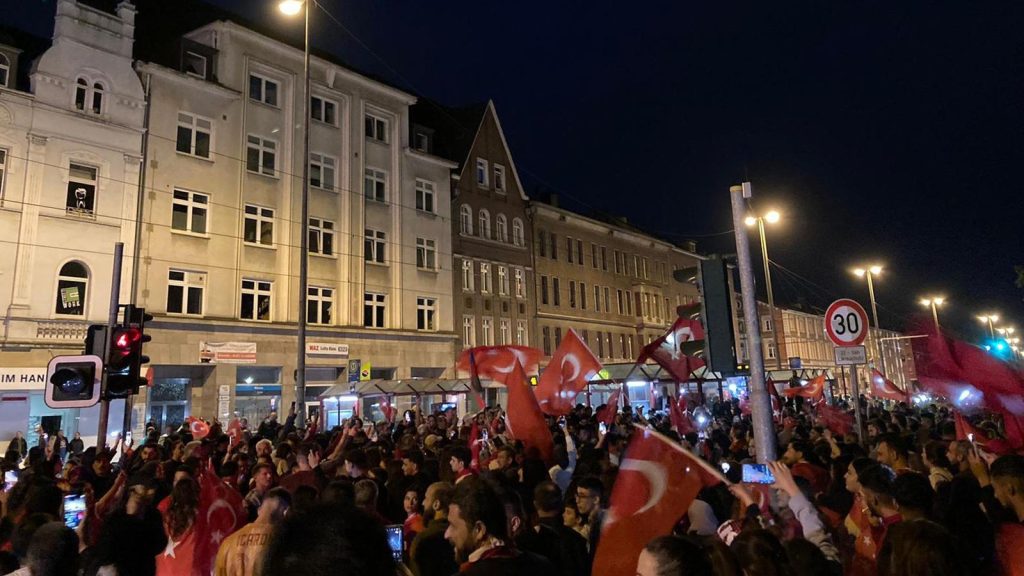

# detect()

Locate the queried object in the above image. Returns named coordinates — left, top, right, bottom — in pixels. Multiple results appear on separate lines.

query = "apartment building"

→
left=0, top=0, right=144, bottom=445
left=131, top=6, right=457, bottom=428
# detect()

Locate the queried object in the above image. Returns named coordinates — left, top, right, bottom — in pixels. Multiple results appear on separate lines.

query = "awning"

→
left=586, top=362, right=730, bottom=386
left=317, top=378, right=476, bottom=398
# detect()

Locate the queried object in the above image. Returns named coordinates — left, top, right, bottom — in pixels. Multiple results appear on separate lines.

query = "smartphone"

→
left=385, top=524, right=403, bottom=561
left=63, top=493, right=87, bottom=529
left=967, top=433, right=975, bottom=443
left=4, top=469, right=18, bottom=492
left=720, top=462, right=731, bottom=474
left=741, top=463, right=775, bottom=484
left=481, top=429, right=489, bottom=441
left=125, top=431, right=132, bottom=444
left=599, top=422, right=608, bottom=434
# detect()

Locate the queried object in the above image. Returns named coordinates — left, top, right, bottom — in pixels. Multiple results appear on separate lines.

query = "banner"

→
left=199, top=342, right=257, bottom=365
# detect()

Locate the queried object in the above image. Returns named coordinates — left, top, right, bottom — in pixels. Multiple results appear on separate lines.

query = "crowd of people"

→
left=0, top=391, right=1022, bottom=576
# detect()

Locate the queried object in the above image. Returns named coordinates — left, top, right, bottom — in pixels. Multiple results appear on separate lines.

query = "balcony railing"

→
left=35, top=320, right=89, bottom=342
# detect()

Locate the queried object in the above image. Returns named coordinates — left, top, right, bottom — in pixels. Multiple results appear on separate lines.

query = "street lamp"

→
left=280, top=0, right=311, bottom=423
left=977, top=313, right=999, bottom=338
left=745, top=209, right=782, bottom=369
left=852, top=265, right=885, bottom=375
left=919, top=296, right=945, bottom=332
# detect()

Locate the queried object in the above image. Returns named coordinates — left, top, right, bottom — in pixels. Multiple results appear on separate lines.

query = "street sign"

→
left=824, top=298, right=869, bottom=347
left=788, top=357, right=802, bottom=370
left=347, top=359, right=361, bottom=383
left=834, top=345, right=867, bottom=365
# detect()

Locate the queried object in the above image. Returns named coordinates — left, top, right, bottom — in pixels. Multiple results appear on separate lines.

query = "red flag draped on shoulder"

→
left=637, top=316, right=705, bottom=382
left=593, top=427, right=724, bottom=576
left=159, top=466, right=245, bottom=575
left=782, top=374, right=825, bottom=400
left=868, top=369, right=908, bottom=402
left=504, top=361, right=554, bottom=463
left=456, top=346, right=543, bottom=383
left=536, top=329, right=603, bottom=416
left=596, top=389, right=623, bottom=427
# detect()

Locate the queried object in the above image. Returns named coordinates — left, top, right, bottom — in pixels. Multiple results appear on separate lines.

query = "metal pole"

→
left=295, top=0, right=311, bottom=424
left=130, top=75, right=151, bottom=301
left=757, top=218, right=781, bottom=369
left=97, top=242, right=124, bottom=447
left=731, top=184, right=776, bottom=463
left=850, top=365, right=865, bottom=445
left=866, top=272, right=886, bottom=376
left=930, top=302, right=940, bottom=332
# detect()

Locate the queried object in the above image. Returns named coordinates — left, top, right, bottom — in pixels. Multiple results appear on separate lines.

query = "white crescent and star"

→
left=618, top=458, right=667, bottom=516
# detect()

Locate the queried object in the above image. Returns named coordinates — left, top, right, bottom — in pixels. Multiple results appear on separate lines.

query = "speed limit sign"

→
left=824, top=299, right=869, bottom=347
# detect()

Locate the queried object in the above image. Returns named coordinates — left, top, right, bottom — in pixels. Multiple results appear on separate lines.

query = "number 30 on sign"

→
left=824, top=298, right=869, bottom=347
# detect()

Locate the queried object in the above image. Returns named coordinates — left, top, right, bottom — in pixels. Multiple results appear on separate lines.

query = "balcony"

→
left=35, top=320, right=89, bottom=342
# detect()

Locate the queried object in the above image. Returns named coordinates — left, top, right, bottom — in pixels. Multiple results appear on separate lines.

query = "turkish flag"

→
left=380, top=395, right=395, bottom=423
left=536, top=329, right=603, bottom=416
left=596, top=389, right=623, bottom=427
left=815, top=401, right=854, bottom=437
left=187, top=417, right=210, bottom=440
left=468, top=420, right=483, bottom=471
left=782, top=374, right=825, bottom=400
left=193, top=468, right=246, bottom=575
left=638, top=317, right=705, bottom=382
left=593, top=427, right=724, bottom=576
left=456, top=346, right=543, bottom=383
left=226, top=418, right=243, bottom=449
left=668, top=396, right=695, bottom=435
left=954, top=412, right=1015, bottom=454
left=868, top=369, right=907, bottom=402
left=504, top=362, right=554, bottom=463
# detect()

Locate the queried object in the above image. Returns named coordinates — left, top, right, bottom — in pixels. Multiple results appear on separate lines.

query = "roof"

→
left=409, top=97, right=487, bottom=166
left=319, top=378, right=476, bottom=398
left=0, top=26, right=50, bottom=92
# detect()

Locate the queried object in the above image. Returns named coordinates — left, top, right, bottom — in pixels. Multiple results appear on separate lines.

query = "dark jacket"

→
left=87, top=508, right=167, bottom=576
left=409, top=516, right=457, bottom=576
left=460, top=548, right=558, bottom=576
left=518, top=516, right=589, bottom=576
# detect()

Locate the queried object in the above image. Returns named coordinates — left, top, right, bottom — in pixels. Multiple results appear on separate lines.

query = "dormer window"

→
left=74, top=77, right=105, bottom=114
left=0, top=54, right=9, bottom=88
left=183, top=51, right=207, bottom=79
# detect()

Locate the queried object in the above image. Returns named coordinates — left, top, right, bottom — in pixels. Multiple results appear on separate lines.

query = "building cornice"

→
left=135, top=61, right=242, bottom=99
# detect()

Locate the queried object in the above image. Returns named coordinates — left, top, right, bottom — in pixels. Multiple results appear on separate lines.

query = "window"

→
left=516, top=320, right=528, bottom=346
left=617, top=290, right=625, bottom=315
left=0, top=148, right=7, bottom=202
left=364, top=112, right=389, bottom=143
left=74, top=78, right=105, bottom=114
left=246, top=135, right=276, bottom=176
left=364, top=229, right=386, bottom=264
left=627, top=335, right=635, bottom=359
left=310, top=96, right=337, bottom=125
left=555, top=327, right=563, bottom=348
left=566, top=237, right=574, bottom=263
left=576, top=240, right=583, bottom=265
left=551, top=233, right=558, bottom=259
left=364, top=167, right=387, bottom=202
left=496, top=214, right=508, bottom=242
left=538, top=230, right=547, bottom=257
left=66, top=162, right=98, bottom=216
left=762, top=317, right=773, bottom=333
left=415, top=180, right=435, bottom=213
left=249, top=73, right=279, bottom=106
left=459, top=204, right=473, bottom=235
left=363, top=292, right=386, bottom=328
left=642, top=257, right=649, bottom=279
left=499, top=318, right=511, bottom=345
left=481, top=317, right=494, bottom=345
left=568, top=280, right=576, bottom=308
left=540, top=276, right=549, bottom=305
left=244, top=205, right=274, bottom=246
left=416, top=238, right=437, bottom=270
left=413, top=130, right=431, bottom=152
left=597, top=331, right=605, bottom=358
left=552, top=278, right=561, bottom=306
left=176, top=112, right=212, bottom=158
left=604, top=287, right=611, bottom=312
left=626, top=291, right=633, bottom=316
left=620, top=335, right=628, bottom=359
left=497, top=266, right=509, bottom=296
left=55, top=261, right=88, bottom=316
left=167, top=269, right=205, bottom=316
left=307, top=286, right=333, bottom=325
left=591, top=243, right=599, bottom=268
left=601, top=246, right=608, bottom=270
left=766, top=342, right=777, bottom=360
left=594, top=285, right=601, bottom=312
left=543, top=327, right=552, bottom=355
left=461, top=260, right=475, bottom=292
left=580, top=282, right=587, bottom=310
left=171, top=189, right=208, bottom=234
left=240, top=279, right=272, bottom=321
left=633, top=255, right=641, bottom=277
left=476, top=158, right=489, bottom=187
left=183, top=51, right=207, bottom=79
left=512, top=218, right=525, bottom=247
left=463, top=315, right=476, bottom=347
left=493, top=164, right=506, bottom=192
left=514, top=269, right=526, bottom=298
left=0, top=54, right=8, bottom=87
left=309, top=218, right=335, bottom=256
left=478, top=209, right=491, bottom=239
left=309, top=153, right=336, bottom=190
left=417, top=297, right=437, bottom=331
left=479, top=263, right=491, bottom=294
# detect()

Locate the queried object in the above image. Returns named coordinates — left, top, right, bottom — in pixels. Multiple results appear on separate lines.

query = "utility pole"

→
left=730, top=183, right=776, bottom=463
left=97, top=242, right=124, bottom=446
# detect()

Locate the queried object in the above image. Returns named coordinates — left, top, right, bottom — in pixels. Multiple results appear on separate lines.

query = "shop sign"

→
left=0, top=367, right=48, bottom=389
left=199, top=341, right=257, bottom=364
left=306, top=342, right=349, bottom=357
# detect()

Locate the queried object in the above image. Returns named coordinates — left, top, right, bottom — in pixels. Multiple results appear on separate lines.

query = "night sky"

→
left=6, top=0, right=1023, bottom=342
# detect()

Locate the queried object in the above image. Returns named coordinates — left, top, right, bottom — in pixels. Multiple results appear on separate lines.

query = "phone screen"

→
left=599, top=422, right=608, bottom=434
left=4, top=470, right=18, bottom=492
left=741, top=463, right=775, bottom=484
left=385, top=524, right=403, bottom=561
left=63, top=493, right=87, bottom=529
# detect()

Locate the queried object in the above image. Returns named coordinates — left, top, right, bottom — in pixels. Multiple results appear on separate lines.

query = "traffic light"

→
left=106, top=305, right=152, bottom=398
left=672, top=257, right=741, bottom=376
left=45, top=354, right=102, bottom=408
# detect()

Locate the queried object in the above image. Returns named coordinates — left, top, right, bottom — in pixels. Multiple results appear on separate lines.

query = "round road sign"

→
left=824, top=298, right=869, bottom=347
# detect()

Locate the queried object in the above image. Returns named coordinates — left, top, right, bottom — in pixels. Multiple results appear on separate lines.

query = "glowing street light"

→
left=279, top=0, right=303, bottom=15
left=852, top=264, right=885, bottom=373
left=977, top=313, right=999, bottom=338
left=919, top=296, right=945, bottom=332
left=746, top=209, right=783, bottom=369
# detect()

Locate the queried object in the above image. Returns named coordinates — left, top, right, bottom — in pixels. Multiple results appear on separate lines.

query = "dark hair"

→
left=533, top=481, right=563, bottom=514
left=877, top=433, right=909, bottom=461
left=25, top=522, right=79, bottom=576
left=354, top=479, right=378, bottom=508
left=166, top=477, right=200, bottom=539
left=892, top=473, right=934, bottom=517
left=266, top=486, right=292, bottom=509
left=251, top=462, right=274, bottom=477
left=731, top=529, right=793, bottom=576
left=429, top=482, right=454, bottom=512
left=990, top=454, right=1024, bottom=482
left=450, top=445, right=472, bottom=468
left=643, top=535, right=714, bottom=576
left=576, top=476, right=604, bottom=497
left=924, top=441, right=951, bottom=470
left=11, top=513, right=55, bottom=560
left=450, top=477, right=508, bottom=540
left=262, top=504, right=394, bottom=576
left=344, top=449, right=368, bottom=471
left=321, top=480, right=355, bottom=507
left=291, top=484, right=319, bottom=514
left=878, top=519, right=963, bottom=576
left=403, top=449, right=425, bottom=470
left=783, top=538, right=832, bottom=576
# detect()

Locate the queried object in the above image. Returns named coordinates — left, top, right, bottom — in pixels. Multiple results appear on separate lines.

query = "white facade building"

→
left=0, top=0, right=144, bottom=447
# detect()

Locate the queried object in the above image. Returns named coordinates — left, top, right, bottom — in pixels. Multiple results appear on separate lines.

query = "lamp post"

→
left=977, top=313, right=999, bottom=338
left=919, top=296, right=945, bottom=333
left=280, top=0, right=310, bottom=422
left=852, top=265, right=885, bottom=375
left=745, top=209, right=781, bottom=370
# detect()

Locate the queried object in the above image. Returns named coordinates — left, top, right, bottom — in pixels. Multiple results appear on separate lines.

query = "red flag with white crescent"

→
left=782, top=374, right=825, bottom=400
left=504, top=361, right=554, bottom=463
left=668, top=395, right=695, bottom=435
left=637, top=316, right=705, bottom=383
left=868, top=369, right=908, bottom=402
left=226, top=418, right=242, bottom=449
left=193, top=469, right=246, bottom=575
left=593, top=427, right=723, bottom=576
left=187, top=416, right=210, bottom=440
left=456, top=346, right=543, bottom=383
left=596, top=389, right=623, bottom=427
left=536, top=329, right=603, bottom=416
